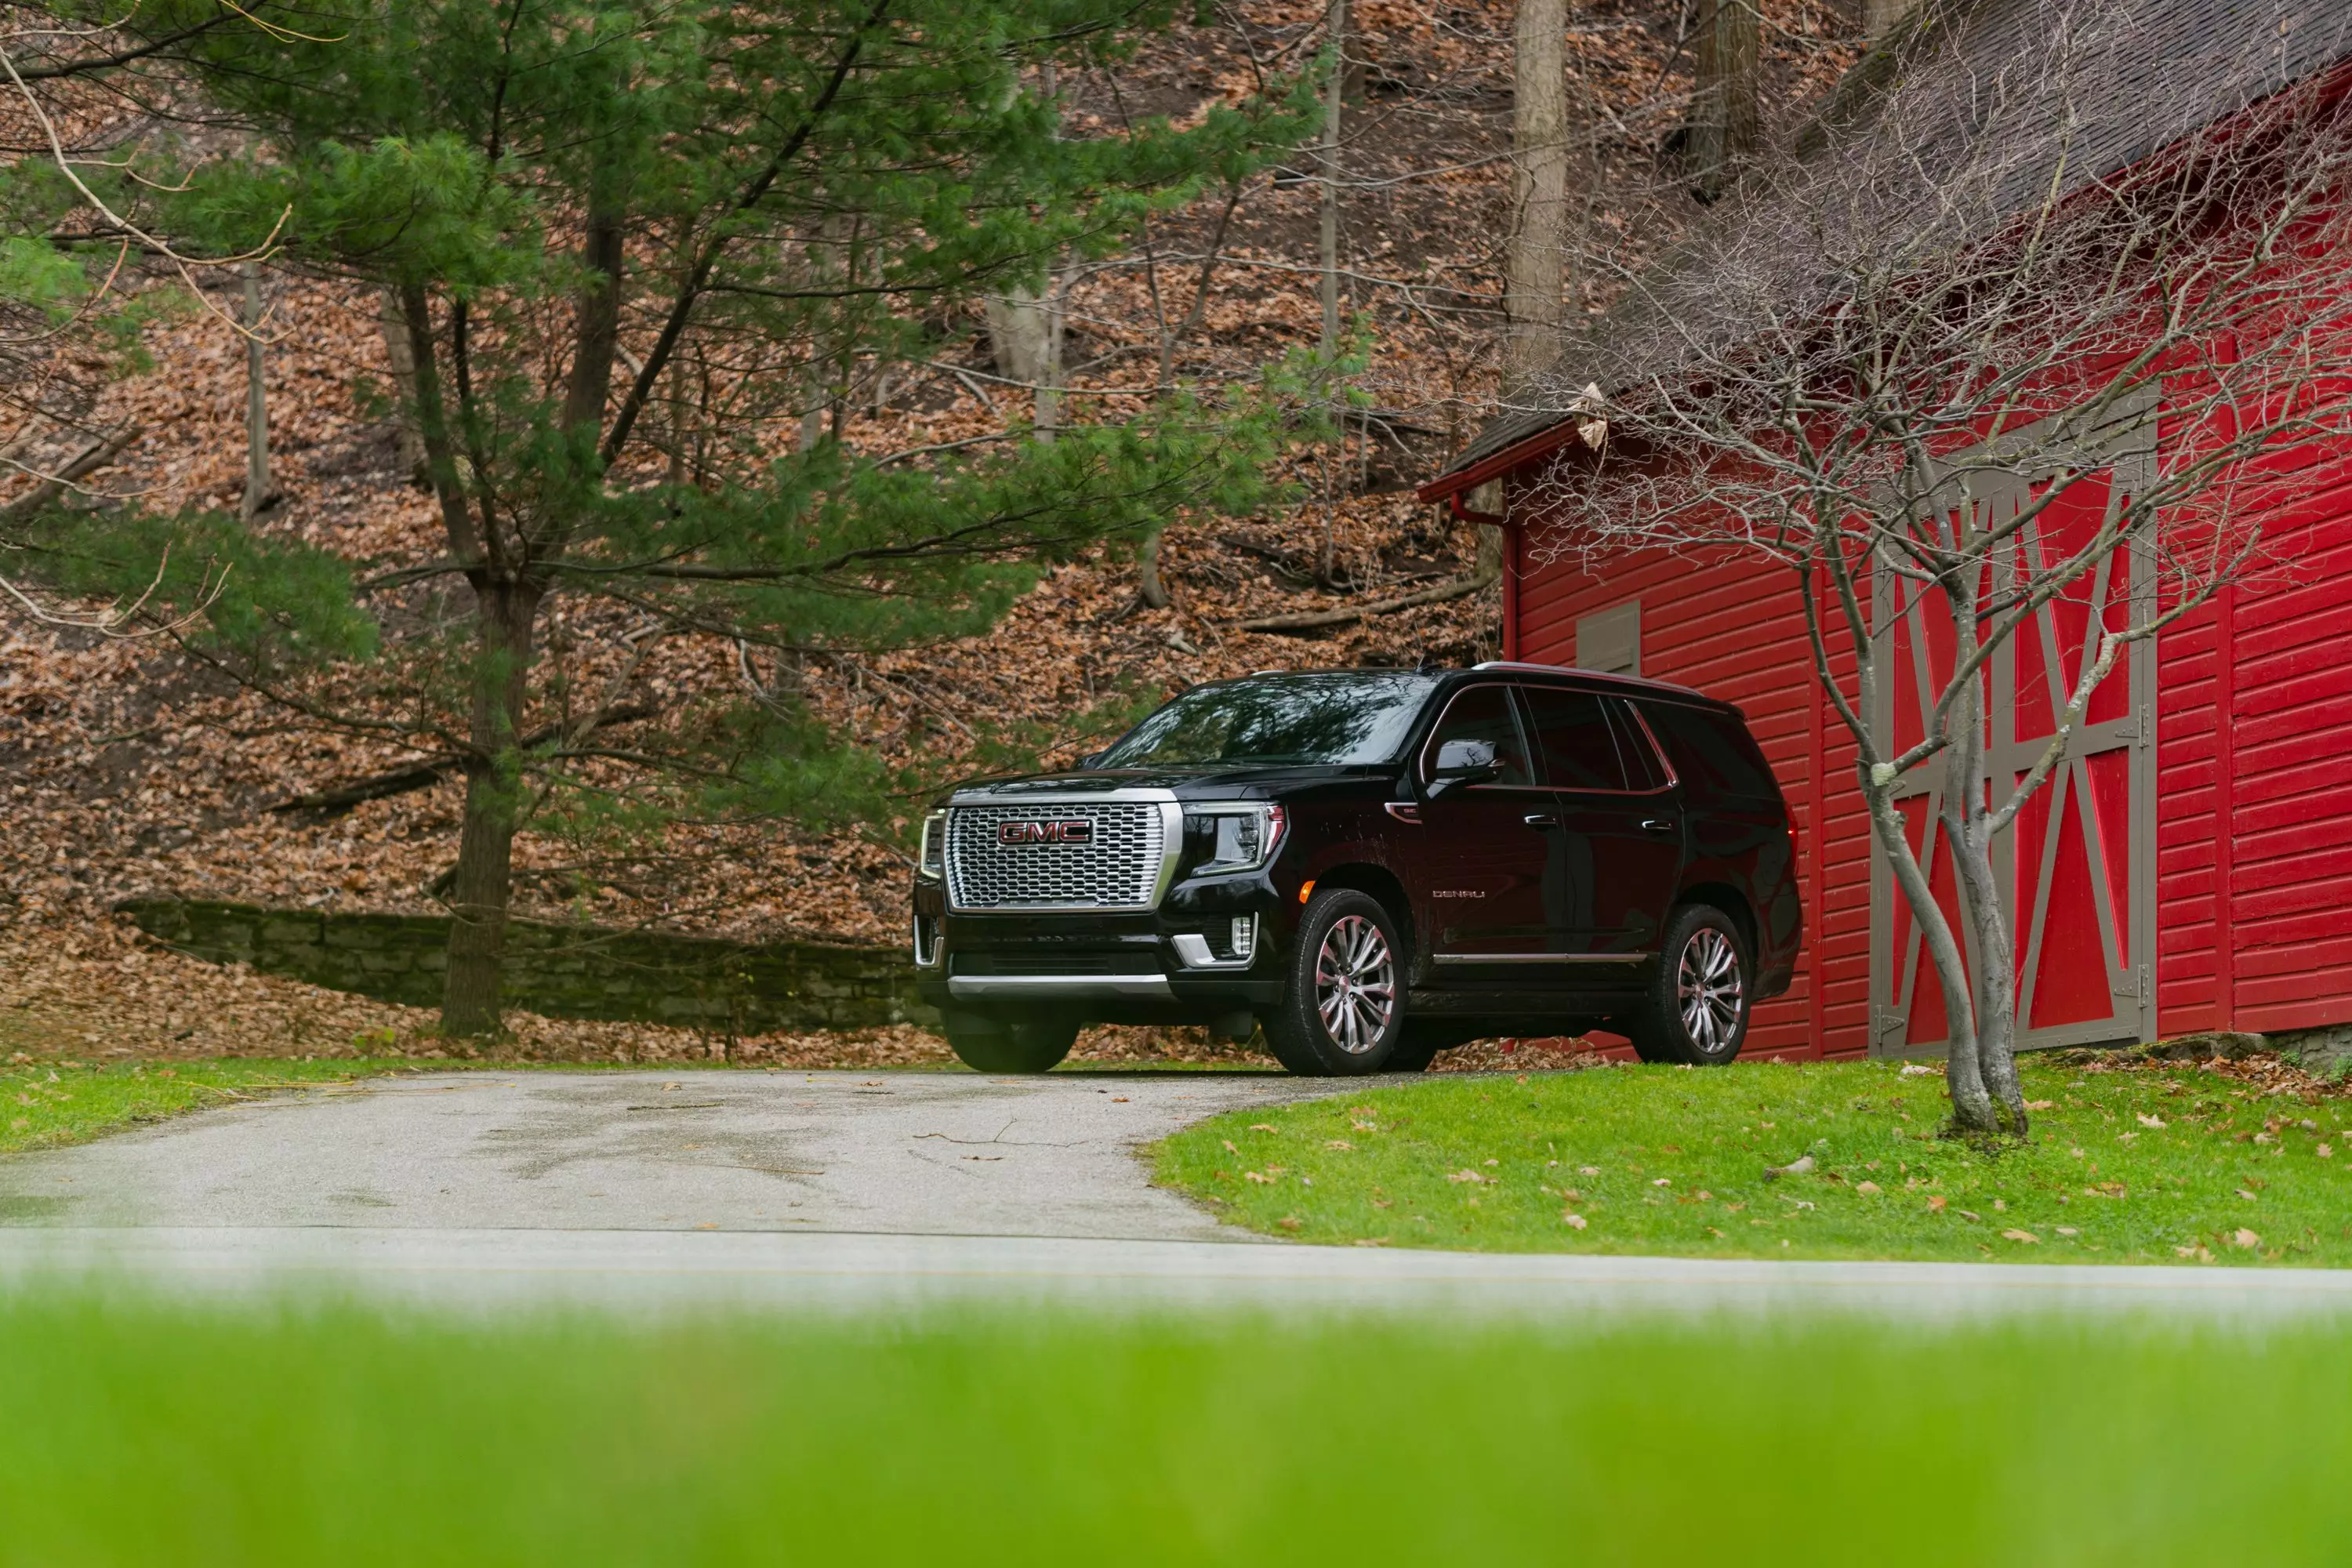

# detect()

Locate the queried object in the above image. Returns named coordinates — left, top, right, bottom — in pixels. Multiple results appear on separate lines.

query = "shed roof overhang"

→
left=1414, top=419, right=1588, bottom=510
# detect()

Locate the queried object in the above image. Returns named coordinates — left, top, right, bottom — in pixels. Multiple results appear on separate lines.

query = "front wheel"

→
left=1624, top=906, right=1751, bottom=1066
left=1261, top=888, right=1412, bottom=1076
left=943, top=1011, right=1080, bottom=1073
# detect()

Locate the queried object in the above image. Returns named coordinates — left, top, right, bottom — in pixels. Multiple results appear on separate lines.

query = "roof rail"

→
left=1472, top=661, right=1711, bottom=700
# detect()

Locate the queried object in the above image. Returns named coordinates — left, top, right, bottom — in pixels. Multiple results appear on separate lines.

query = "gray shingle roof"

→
left=1433, top=0, right=2352, bottom=486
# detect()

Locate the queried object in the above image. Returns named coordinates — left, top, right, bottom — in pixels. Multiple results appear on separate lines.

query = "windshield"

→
left=1093, top=673, right=1441, bottom=769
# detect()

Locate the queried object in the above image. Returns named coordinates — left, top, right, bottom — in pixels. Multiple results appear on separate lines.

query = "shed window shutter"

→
left=1576, top=601, right=1639, bottom=676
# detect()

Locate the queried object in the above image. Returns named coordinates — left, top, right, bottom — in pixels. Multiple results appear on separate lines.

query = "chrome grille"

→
left=945, top=802, right=1167, bottom=911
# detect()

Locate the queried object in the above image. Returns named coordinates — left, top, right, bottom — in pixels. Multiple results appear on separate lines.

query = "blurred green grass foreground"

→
left=2, top=1301, right=2348, bottom=1565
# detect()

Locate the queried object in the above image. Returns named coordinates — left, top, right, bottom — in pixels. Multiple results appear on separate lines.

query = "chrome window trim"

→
left=941, top=787, right=1185, bottom=914
left=1621, top=702, right=1682, bottom=790
left=1416, top=683, right=1538, bottom=792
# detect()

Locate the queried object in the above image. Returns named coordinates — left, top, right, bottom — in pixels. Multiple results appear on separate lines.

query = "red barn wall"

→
left=2151, top=452, right=2352, bottom=1040
left=1502, top=442, right=2352, bottom=1053
left=1506, top=493, right=1875, bottom=1058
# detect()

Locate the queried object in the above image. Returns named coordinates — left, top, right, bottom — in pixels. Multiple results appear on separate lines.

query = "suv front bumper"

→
left=910, top=877, right=1293, bottom=1019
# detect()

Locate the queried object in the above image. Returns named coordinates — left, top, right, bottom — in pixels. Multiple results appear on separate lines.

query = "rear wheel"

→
left=943, top=1011, right=1080, bottom=1074
left=1261, top=888, right=1411, bottom=1076
left=1624, top=905, right=1751, bottom=1065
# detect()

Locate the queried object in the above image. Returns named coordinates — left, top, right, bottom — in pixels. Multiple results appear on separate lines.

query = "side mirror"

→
left=1426, top=738, right=1499, bottom=797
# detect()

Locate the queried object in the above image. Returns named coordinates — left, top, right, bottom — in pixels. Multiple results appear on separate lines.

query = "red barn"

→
left=1421, top=0, right=2352, bottom=1063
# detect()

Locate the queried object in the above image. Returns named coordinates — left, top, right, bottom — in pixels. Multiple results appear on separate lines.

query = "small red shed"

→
left=1423, top=0, right=2352, bottom=1062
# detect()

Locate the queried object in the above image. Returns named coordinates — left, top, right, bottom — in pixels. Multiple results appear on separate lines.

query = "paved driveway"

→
left=0, top=1069, right=1323, bottom=1240
left=7, top=1068, right=2351, bottom=1318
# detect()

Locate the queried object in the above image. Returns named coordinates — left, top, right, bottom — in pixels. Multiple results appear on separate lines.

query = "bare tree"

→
left=239, top=261, right=273, bottom=519
left=1685, top=0, right=1759, bottom=203
left=1531, top=0, right=2352, bottom=1134
left=1506, top=0, right=1570, bottom=390
left=1859, top=0, right=1915, bottom=37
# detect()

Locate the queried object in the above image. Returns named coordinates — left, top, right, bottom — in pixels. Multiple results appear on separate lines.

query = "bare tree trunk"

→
left=983, top=294, right=1054, bottom=391
left=378, top=291, right=428, bottom=484
left=666, top=355, right=691, bottom=486
left=1138, top=528, right=1171, bottom=608
left=1861, top=0, right=1913, bottom=35
left=440, top=579, right=543, bottom=1037
left=240, top=263, right=271, bottom=519
left=1864, top=769, right=1996, bottom=1131
left=802, top=211, right=855, bottom=452
left=1687, top=0, right=1759, bottom=203
left=1036, top=265, right=1067, bottom=437
left=1319, top=0, right=1345, bottom=361
left=1504, top=0, right=1567, bottom=397
left=1930, top=565, right=2029, bottom=1138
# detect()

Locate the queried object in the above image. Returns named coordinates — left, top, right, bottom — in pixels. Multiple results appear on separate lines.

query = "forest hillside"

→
left=0, top=0, right=1863, bottom=1060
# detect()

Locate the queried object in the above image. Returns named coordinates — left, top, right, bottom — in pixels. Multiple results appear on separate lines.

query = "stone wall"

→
left=119, top=898, right=936, bottom=1034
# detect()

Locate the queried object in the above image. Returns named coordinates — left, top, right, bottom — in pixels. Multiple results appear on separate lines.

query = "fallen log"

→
left=1232, top=565, right=1497, bottom=635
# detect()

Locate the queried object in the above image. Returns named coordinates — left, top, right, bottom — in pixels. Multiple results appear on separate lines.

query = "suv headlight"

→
left=1185, top=804, right=1285, bottom=874
left=917, top=811, right=946, bottom=880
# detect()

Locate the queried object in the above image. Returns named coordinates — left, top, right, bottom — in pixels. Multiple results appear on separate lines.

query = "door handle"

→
left=1639, top=818, right=1675, bottom=833
left=1523, top=813, right=1560, bottom=828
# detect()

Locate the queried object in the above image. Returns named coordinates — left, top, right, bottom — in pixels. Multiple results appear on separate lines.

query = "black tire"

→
left=1261, top=888, right=1411, bottom=1076
left=1624, top=904, right=1751, bottom=1065
left=944, top=1011, right=1080, bottom=1073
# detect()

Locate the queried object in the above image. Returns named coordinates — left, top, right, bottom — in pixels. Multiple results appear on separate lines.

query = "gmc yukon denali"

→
left=909, top=663, right=1800, bottom=1076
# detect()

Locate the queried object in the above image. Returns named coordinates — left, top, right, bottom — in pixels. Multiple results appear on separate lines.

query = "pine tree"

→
left=30, top=0, right=1321, bottom=1035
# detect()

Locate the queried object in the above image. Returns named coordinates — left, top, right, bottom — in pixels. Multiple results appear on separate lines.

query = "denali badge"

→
left=998, top=819, right=1094, bottom=845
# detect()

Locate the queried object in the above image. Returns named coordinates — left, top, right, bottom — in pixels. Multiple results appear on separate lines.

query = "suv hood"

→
left=942, top=764, right=1391, bottom=804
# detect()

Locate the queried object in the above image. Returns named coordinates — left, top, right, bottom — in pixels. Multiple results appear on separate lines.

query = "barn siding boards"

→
left=1509, top=528, right=1860, bottom=1057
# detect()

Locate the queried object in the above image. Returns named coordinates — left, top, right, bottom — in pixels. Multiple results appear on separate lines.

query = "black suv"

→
left=909, top=663, right=1799, bottom=1076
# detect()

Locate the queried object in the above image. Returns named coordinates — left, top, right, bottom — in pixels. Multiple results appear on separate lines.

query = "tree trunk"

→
left=440, top=579, right=543, bottom=1037
left=803, top=211, right=855, bottom=452
left=1138, top=529, right=1171, bottom=608
left=1687, top=0, right=1759, bottom=204
left=1860, top=0, right=1912, bottom=35
left=1319, top=0, right=1345, bottom=361
left=378, top=291, right=428, bottom=484
left=984, top=292, right=1054, bottom=387
left=240, top=262, right=271, bottom=518
left=1504, top=0, right=1568, bottom=397
left=1864, top=772, right=1997, bottom=1132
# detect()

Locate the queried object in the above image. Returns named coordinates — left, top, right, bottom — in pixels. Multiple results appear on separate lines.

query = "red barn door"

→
left=1869, top=431, right=2158, bottom=1058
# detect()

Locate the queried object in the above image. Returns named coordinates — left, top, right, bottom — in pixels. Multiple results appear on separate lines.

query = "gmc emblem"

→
left=998, top=819, right=1092, bottom=845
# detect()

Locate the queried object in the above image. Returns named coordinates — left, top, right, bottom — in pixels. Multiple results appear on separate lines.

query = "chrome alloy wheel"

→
left=1315, top=914, right=1396, bottom=1054
left=1676, top=927, right=1744, bottom=1052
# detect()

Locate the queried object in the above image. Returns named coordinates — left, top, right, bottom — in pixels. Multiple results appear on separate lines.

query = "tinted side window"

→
left=1639, top=702, right=1780, bottom=801
left=1420, top=685, right=1534, bottom=786
left=1606, top=699, right=1668, bottom=791
left=1518, top=686, right=1628, bottom=791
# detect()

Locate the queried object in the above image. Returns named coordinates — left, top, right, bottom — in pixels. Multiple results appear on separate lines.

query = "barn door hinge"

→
left=1875, top=1007, right=1907, bottom=1039
left=2111, top=964, right=2150, bottom=1003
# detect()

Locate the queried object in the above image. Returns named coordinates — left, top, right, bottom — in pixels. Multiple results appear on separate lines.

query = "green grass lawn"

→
left=0, top=1302, right=2347, bottom=1564
left=1156, top=1058, right=2352, bottom=1265
left=0, top=1058, right=420, bottom=1156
